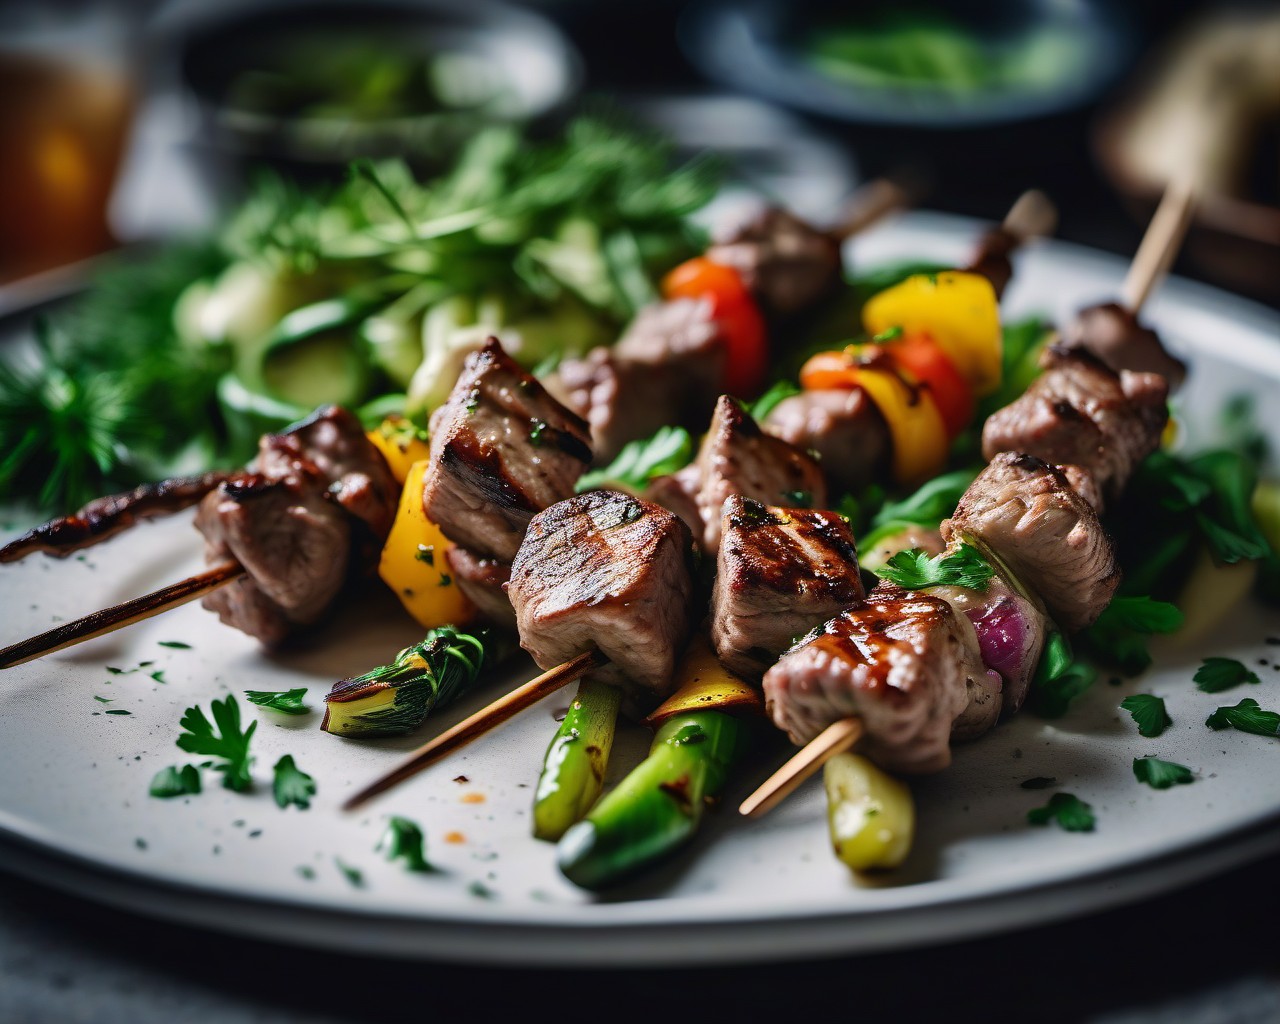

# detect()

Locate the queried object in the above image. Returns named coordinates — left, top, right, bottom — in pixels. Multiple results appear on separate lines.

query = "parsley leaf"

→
left=575, top=425, right=693, bottom=494
left=747, top=380, right=800, bottom=421
left=175, top=696, right=257, bottom=792
left=1133, top=756, right=1195, bottom=790
left=377, top=816, right=433, bottom=872
left=870, top=468, right=979, bottom=532
left=272, top=755, right=316, bottom=810
left=876, top=542, right=994, bottom=591
left=149, top=764, right=202, bottom=799
left=1027, top=793, right=1096, bottom=832
left=1078, top=596, right=1183, bottom=676
left=245, top=687, right=311, bottom=715
left=1193, top=657, right=1261, bottom=693
left=158, top=641, right=192, bottom=650
left=335, top=858, right=364, bottom=888
left=1120, top=694, right=1172, bottom=737
left=1206, top=698, right=1280, bottom=738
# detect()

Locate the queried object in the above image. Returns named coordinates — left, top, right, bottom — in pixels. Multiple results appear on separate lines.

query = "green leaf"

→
left=377, top=816, right=433, bottom=872
left=1193, top=657, right=1261, bottom=693
left=1206, top=698, right=1280, bottom=738
left=1027, top=793, right=1096, bottom=832
left=335, top=858, right=365, bottom=888
left=876, top=543, right=994, bottom=591
left=245, top=687, right=311, bottom=715
left=747, top=380, right=801, bottom=422
left=158, top=641, right=192, bottom=650
left=175, top=696, right=257, bottom=792
left=149, top=764, right=202, bottom=799
left=1132, top=757, right=1195, bottom=790
left=575, top=425, right=693, bottom=494
left=1120, top=694, right=1172, bottom=737
left=1079, top=596, right=1184, bottom=676
left=870, top=468, right=979, bottom=531
left=272, top=755, right=316, bottom=810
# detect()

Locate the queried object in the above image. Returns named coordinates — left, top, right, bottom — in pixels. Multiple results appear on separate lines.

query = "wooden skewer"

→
left=0, top=562, right=244, bottom=670
left=1001, top=189, right=1058, bottom=242
left=342, top=648, right=606, bottom=811
left=828, top=178, right=911, bottom=242
left=738, top=180, right=1197, bottom=819
left=738, top=718, right=863, bottom=818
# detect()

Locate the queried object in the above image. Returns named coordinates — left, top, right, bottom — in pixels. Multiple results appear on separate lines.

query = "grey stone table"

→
left=2, top=850, right=1277, bottom=1024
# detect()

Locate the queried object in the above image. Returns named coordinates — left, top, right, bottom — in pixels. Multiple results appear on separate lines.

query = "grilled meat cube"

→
left=423, top=338, right=592, bottom=562
left=195, top=471, right=350, bottom=647
left=763, top=389, right=890, bottom=495
left=255, top=405, right=399, bottom=540
left=942, top=452, right=1120, bottom=632
left=694, top=396, right=827, bottom=555
left=507, top=490, right=696, bottom=712
left=1061, top=302, right=1186, bottom=390
left=1060, top=463, right=1103, bottom=512
left=964, top=226, right=1017, bottom=299
left=706, top=205, right=841, bottom=314
left=763, top=586, right=994, bottom=774
left=981, top=351, right=1168, bottom=504
left=930, top=575, right=1050, bottom=718
left=711, top=496, right=865, bottom=681
left=645, top=463, right=703, bottom=537
left=444, top=547, right=516, bottom=632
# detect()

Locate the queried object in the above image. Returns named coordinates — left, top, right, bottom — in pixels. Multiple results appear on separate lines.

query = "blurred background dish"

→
left=679, top=0, right=1133, bottom=128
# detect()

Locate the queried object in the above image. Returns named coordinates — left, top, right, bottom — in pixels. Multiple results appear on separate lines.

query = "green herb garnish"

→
left=876, top=542, right=994, bottom=591
left=1193, top=657, right=1260, bottom=693
left=747, top=380, right=801, bottom=421
left=335, top=858, right=365, bottom=888
left=1078, top=596, right=1183, bottom=676
left=272, top=755, right=316, bottom=810
left=377, top=816, right=432, bottom=872
left=1133, top=757, right=1195, bottom=790
left=149, top=764, right=202, bottom=799
left=176, top=696, right=257, bottom=792
left=575, top=425, right=693, bottom=494
left=1120, top=694, right=1172, bottom=738
left=1027, top=793, right=1095, bottom=832
left=1206, top=698, right=1280, bottom=738
left=245, top=688, right=311, bottom=715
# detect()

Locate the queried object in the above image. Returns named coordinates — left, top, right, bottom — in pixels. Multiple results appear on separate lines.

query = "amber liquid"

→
left=0, top=51, right=135, bottom=282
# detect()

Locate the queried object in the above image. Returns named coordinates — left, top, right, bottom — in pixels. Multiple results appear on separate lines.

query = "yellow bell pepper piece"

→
left=378, top=459, right=475, bottom=629
left=366, top=415, right=431, bottom=485
left=863, top=271, right=1002, bottom=397
left=824, top=752, right=915, bottom=872
left=644, top=633, right=762, bottom=727
left=855, top=367, right=949, bottom=486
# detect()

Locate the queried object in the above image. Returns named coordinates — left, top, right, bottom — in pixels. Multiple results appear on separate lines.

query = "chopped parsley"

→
left=438, top=573, right=453, bottom=587
left=415, top=544, right=435, bottom=565
left=747, top=380, right=801, bottom=421
left=871, top=326, right=904, bottom=343
left=1206, top=698, right=1280, bottom=738
left=1119, top=694, right=1172, bottom=738
left=272, top=755, right=316, bottom=810
left=335, top=858, right=365, bottom=888
left=528, top=418, right=548, bottom=447
left=876, top=542, right=994, bottom=592
left=1079, top=596, right=1184, bottom=676
left=149, top=764, right=202, bottom=798
left=1027, top=792, right=1095, bottom=832
left=158, top=641, right=192, bottom=650
left=93, top=695, right=112, bottom=704
left=377, top=816, right=433, bottom=872
left=296, top=865, right=316, bottom=881
left=105, top=709, right=132, bottom=716
left=149, top=670, right=167, bottom=685
left=176, top=696, right=257, bottom=792
left=1193, top=657, right=1260, bottom=693
left=576, top=425, right=693, bottom=493
left=245, top=688, right=311, bottom=715
left=1132, top=757, right=1195, bottom=790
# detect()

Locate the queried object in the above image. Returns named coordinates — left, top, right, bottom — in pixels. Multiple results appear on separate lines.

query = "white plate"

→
left=2, top=212, right=1279, bottom=966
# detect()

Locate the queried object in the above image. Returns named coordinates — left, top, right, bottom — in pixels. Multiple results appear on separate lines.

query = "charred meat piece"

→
left=711, top=496, right=865, bottom=681
left=763, top=586, right=993, bottom=774
left=942, top=452, right=1120, bottom=632
left=706, top=205, right=841, bottom=315
left=981, top=350, right=1168, bottom=504
left=930, top=575, right=1050, bottom=719
left=507, top=490, right=696, bottom=713
left=0, top=470, right=233, bottom=563
left=424, top=338, right=592, bottom=562
left=1060, top=302, right=1187, bottom=390
left=694, top=396, right=827, bottom=555
left=763, top=389, right=890, bottom=495
left=256, top=405, right=399, bottom=541
left=644, top=463, right=703, bottom=538
left=963, top=226, right=1018, bottom=299
left=195, top=471, right=350, bottom=647
left=445, top=547, right=516, bottom=632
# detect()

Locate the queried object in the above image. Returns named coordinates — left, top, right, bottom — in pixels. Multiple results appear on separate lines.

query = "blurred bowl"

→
left=153, top=0, right=581, bottom=172
left=680, top=0, right=1132, bottom=129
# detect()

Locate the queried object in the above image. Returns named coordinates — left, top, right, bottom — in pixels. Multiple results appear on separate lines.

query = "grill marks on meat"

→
left=981, top=351, right=1168, bottom=505
left=763, top=587, right=989, bottom=774
left=194, top=406, right=397, bottom=647
left=507, top=490, right=696, bottom=713
left=705, top=205, right=841, bottom=315
left=693, top=397, right=827, bottom=555
left=553, top=298, right=727, bottom=463
left=943, top=453, right=1120, bottom=632
left=424, top=338, right=592, bottom=562
left=1061, top=302, right=1186, bottom=390
left=711, top=496, right=864, bottom=681
left=0, top=471, right=233, bottom=563
left=445, top=547, right=516, bottom=632
left=763, top=389, right=890, bottom=495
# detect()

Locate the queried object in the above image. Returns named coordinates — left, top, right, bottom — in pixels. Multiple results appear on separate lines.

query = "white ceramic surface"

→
left=1, top=213, right=1278, bottom=965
